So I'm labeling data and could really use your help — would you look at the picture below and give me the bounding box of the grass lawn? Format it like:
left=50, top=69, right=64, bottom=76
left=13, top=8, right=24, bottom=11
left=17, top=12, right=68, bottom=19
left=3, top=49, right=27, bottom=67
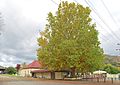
left=0, top=74, right=17, bottom=76
left=0, top=74, right=19, bottom=77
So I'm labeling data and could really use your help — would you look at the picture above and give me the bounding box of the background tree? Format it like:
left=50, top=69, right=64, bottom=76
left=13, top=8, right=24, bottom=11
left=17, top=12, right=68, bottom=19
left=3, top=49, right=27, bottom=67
left=103, top=64, right=120, bottom=74
left=6, top=67, right=17, bottom=75
left=37, top=1, right=104, bottom=77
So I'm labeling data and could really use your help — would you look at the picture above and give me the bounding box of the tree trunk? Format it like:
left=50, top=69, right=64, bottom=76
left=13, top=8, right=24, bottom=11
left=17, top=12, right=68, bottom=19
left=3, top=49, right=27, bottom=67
left=51, top=71, right=55, bottom=80
left=71, top=67, right=76, bottom=78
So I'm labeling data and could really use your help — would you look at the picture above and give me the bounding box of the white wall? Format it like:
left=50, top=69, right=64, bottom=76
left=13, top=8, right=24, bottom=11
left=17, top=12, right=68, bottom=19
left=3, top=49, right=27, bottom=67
left=19, top=68, right=40, bottom=77
left=36, top=72, right=51, bottom=79
left=107, top=74, right=120, bottom=79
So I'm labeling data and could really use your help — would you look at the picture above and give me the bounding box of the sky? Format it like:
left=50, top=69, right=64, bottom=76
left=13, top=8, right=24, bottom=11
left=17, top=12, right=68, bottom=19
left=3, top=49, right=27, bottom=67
left=0, top=0, right=120, bottom=67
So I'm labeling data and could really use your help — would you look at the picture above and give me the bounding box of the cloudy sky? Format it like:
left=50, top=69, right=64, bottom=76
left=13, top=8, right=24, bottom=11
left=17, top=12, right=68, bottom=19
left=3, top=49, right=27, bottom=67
left=0, top=0, right=120, bottom=67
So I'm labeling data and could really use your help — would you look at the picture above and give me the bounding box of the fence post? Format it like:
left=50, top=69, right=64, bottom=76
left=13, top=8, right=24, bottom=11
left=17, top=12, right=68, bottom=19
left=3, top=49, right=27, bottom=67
left=97, top=77, right=99, bottom=82
left=111, top=78, right=113, bottom=84
left=103, top=77, right=106, bottom=83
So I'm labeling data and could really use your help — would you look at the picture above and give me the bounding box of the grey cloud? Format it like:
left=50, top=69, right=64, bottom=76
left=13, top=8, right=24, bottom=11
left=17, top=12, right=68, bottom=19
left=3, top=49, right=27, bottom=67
left=0, top=0, right=120, bottom=67
left=0, top=0, right=40, bottom=66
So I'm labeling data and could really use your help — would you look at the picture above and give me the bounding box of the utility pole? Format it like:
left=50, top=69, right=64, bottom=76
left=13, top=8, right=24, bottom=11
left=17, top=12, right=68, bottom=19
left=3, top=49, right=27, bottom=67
left=116, top=43, right=120, bottom=56
left=116, top=43, right=120, bottom=50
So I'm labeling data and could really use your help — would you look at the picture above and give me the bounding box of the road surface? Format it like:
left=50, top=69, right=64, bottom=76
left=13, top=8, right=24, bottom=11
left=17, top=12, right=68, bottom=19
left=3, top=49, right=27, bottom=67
left=0, top=75, right=120, bottom=85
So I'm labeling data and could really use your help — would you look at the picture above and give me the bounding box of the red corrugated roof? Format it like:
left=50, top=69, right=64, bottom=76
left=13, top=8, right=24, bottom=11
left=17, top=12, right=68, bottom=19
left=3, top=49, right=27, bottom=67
left=27, top=60, right=42, bottom=68
left=31, top=69, right=50, bottom=73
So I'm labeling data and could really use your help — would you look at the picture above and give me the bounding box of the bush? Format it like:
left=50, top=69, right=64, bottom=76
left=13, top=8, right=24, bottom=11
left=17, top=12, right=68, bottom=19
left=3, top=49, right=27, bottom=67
left=5, top=67, right=17, bottom=75
left=103, top=64, right=120, bottom=74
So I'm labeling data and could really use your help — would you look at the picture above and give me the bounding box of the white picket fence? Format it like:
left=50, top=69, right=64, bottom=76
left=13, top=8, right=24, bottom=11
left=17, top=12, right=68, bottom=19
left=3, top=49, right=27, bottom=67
left=107, top=74, right=120, bottom=80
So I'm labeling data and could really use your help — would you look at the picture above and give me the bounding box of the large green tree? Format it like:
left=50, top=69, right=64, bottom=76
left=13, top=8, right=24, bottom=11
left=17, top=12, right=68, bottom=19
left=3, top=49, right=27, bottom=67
left=6, top=67, right=17, bottom=75
left=37, top=1, right=104, bottom=77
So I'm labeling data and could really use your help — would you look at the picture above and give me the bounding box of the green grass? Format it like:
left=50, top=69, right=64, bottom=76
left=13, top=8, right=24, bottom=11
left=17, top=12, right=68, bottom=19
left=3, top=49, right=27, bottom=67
left=0, top=74, right=18, bottom=77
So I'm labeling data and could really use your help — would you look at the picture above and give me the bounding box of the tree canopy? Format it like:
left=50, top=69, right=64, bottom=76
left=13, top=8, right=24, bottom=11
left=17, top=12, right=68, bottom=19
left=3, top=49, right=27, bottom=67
left=103, top=64, right=120, bottom=74
left=37, top=1, right=104, bottom=74
left=5, top=67, right=17, bottom=75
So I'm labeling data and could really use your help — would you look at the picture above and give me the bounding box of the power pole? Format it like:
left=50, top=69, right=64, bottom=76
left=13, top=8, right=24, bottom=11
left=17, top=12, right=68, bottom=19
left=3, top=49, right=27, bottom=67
left=116, top=43, right=120, bottom=56
left=116, top=43, right=120, bottom=50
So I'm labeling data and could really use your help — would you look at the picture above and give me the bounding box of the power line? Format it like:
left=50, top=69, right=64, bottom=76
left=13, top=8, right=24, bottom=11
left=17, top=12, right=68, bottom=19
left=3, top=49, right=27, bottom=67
left=73, top=0, right=110, bottom=41
left=100, top=0, right=120, bottom=28
left=84, top=0, right=120, bottom=41
left=73, top=0, right=79, bottom=3
left=51, top=0, right=58, bottom=5
left=100, top=0, right=120, bottom=44
left=51, top=0, right=120, bottom=42
left=50, top=0, right=109, bottom=41
left=90, top=15, right=110, bottom=41
left=86, top=0, right=120, bottom=41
